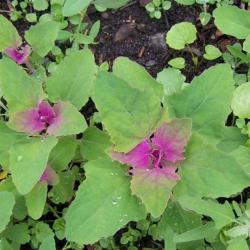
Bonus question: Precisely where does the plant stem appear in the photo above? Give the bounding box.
[47,203,60,219]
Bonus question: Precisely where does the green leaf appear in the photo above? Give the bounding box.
[164,227,176,250]
[166,22,197,50]
[47,101,87,136]
[131,169,177,218]
[178,196,235,229]
[46,50,97,109]
[39,236,56,250]
[0,15,21,51]
[9,136,58,195]
[3,223,30,244]
[112,57,163,99]
[49,168,78,204]
[227,238,249,250]
[204,45,222,60]
[33,222,54,243]
[0,191,15,233]
[157,201,202,238]
[174,0,195,5]
[243,35,250,53]
[32,0,49,11]
[93,0,130,9]
[174,133,250,198]
[65,159,147,244]
[199,12,211,26]
[93,72,163,152]
[231,82,250,119]
[0,121,27,167]
[213,5,250,39]
[167,64,234,134]
[49,136,78,171]
[0,238,12,250]
[62,0,92,16]
[25,20,60,57]
[157,67,186,96]
[25,182,48,220]
[168,57,185,69]
[0,59,45,114]
[80,127,111,161]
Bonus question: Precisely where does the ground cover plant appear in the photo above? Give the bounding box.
[1,0,250,250]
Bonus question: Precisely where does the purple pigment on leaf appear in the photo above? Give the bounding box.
[112,119,192,180]
[5,44,31,64]
[40,166,59,186]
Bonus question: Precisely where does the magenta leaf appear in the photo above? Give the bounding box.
[112,140,151,168]
[111,118,192,217]
[40,166,59,186]
[5,44,31,65]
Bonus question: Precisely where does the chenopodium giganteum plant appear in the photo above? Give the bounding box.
[1,13,250,249]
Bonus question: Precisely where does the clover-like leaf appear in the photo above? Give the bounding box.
[203,45,222,60]
[168,57,185,69]
[166,22,197,50]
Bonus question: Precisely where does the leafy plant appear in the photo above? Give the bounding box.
[145,0,171,19]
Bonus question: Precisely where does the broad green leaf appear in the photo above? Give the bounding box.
[0,191,15,233]
[168,57,185,69]
[243,35,250,53]
[49,136,78,171]
[0,178,28,220]
[33,222,54,242]
[0,238,12,250]
[25,20,60,57]
[231,82,250,118]
[47,101,87,136]
[49,168,78,204]
[0,15,21,51]
[0,59,45,114]
[156,67,186,96]
[46,50,97,109]
[80,127,111,161]
[157,201,202,250]
[174,134,250,198]
[213,5,250,39]
[25,182,48,220]
[204,45,222,60]
[93,0,130,8]
[39,236,56,250]
[131,169,177,218]
[167,64,234,134]
[174,222,218,243]
[113,57,163,99]
[157,201,202,237]
[227,238,249,250]
[65,159,147,244]
[164,227,176,250]
[93,72,163,152]
[9,136,58,195]
[62,0,92,16]
[166,22,197,50]
[178,196,235,229]
[0,122,27,167]
[2,223,30,244]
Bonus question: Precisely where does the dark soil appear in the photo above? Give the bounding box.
[91,2,224,81]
